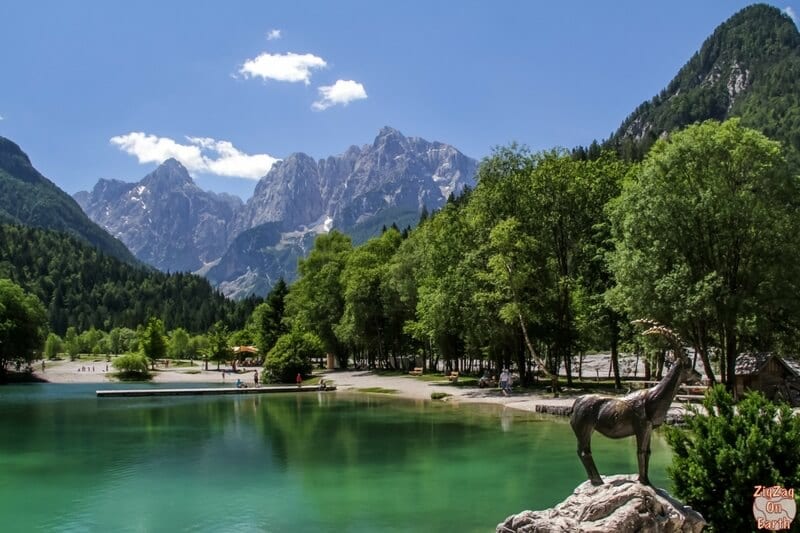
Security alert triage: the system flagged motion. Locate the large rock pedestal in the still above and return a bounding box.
[497,475,705,533]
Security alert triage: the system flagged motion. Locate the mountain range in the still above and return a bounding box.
[75,127,478,297]
[5,4,797,302]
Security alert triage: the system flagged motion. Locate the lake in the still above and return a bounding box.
[0,384,672,532]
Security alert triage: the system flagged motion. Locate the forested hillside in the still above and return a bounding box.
[607,4,800,165]
[0,224,260,334]
[0,137,138,263]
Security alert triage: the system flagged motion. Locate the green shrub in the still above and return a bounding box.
[665,385,800,532]
[112,353,150,378]
[263,330,321,383]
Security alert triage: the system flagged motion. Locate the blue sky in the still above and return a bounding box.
[1,1,797,199]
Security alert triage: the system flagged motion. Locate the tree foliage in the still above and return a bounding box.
[0,278,47,373]
[139,317,167,368]
[277,147,628,380]
[168,328,190,359]
[205,321,232,370]
[251,279,289,356]
[44,332,62,360]
[112,353,150,377]
[0,223,261,335]
[609,119,800,388]
[285,231,352,367]
[263,329,321,383]
[665,386,800,532]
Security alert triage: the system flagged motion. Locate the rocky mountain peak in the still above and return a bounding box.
[141,158,195,190]
[372,126,410,155]
[376,125,404,138]
[80,127,477,296]
[241,151,324,233]
[75,159,241,272]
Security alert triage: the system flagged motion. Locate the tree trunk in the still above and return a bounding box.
[606,310,622,387]
[725,321,737,394]
[516,311,557,396]
[564,352,573,386]
[692,324,716,386]
[610,334,621,389]
[656,350,665,379]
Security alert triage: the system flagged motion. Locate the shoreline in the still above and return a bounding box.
[22,359,740,421]
[21,359,692,418]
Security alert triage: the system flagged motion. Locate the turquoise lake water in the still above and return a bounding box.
[0,383,671,532]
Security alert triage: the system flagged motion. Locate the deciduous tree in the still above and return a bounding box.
[140,317,167,369]
[0,279,47,373]
[609,119,800,389]
[285,231,352,368]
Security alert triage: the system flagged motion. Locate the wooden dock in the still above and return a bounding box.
[96,385,336,397]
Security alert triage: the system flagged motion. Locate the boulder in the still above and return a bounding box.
[497,475,705,533]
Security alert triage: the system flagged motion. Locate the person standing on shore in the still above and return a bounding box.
[296,372,302,388]
[254,369,259,387]
[499,368,510,396]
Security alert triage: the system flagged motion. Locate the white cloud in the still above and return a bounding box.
[784,6,799,26]
[312,79,368,111]
[266,29,282,40]
[110,132,278,180]
[0,115,4,121]
[239,52,326,85]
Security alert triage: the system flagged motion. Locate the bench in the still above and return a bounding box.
[679,385,709,395]
[409,367,423,376]
[447,371,459,383]
[676,394,705,403]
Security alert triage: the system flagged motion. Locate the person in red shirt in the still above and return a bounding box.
[296,372,302,388]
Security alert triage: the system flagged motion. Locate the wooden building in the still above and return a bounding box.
[734,352,800,405]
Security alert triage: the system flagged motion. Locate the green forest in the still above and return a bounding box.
[607,4,800,166]
[3,6,800,394]
[2,118,799,396]
[0,224,261,335]
[277,119,800,391]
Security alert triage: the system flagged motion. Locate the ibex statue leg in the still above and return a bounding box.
[572,423,603,485]
[635,423,653,485]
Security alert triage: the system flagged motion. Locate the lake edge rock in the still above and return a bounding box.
[496,474,706,532]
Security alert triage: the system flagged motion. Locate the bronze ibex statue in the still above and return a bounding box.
[570,320,700,485]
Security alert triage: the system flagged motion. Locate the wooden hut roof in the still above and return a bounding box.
[735,352,800,377]
[233,345,259,354]
[782,357,800,377]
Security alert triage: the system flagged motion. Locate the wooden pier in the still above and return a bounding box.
[96,385,336,398]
